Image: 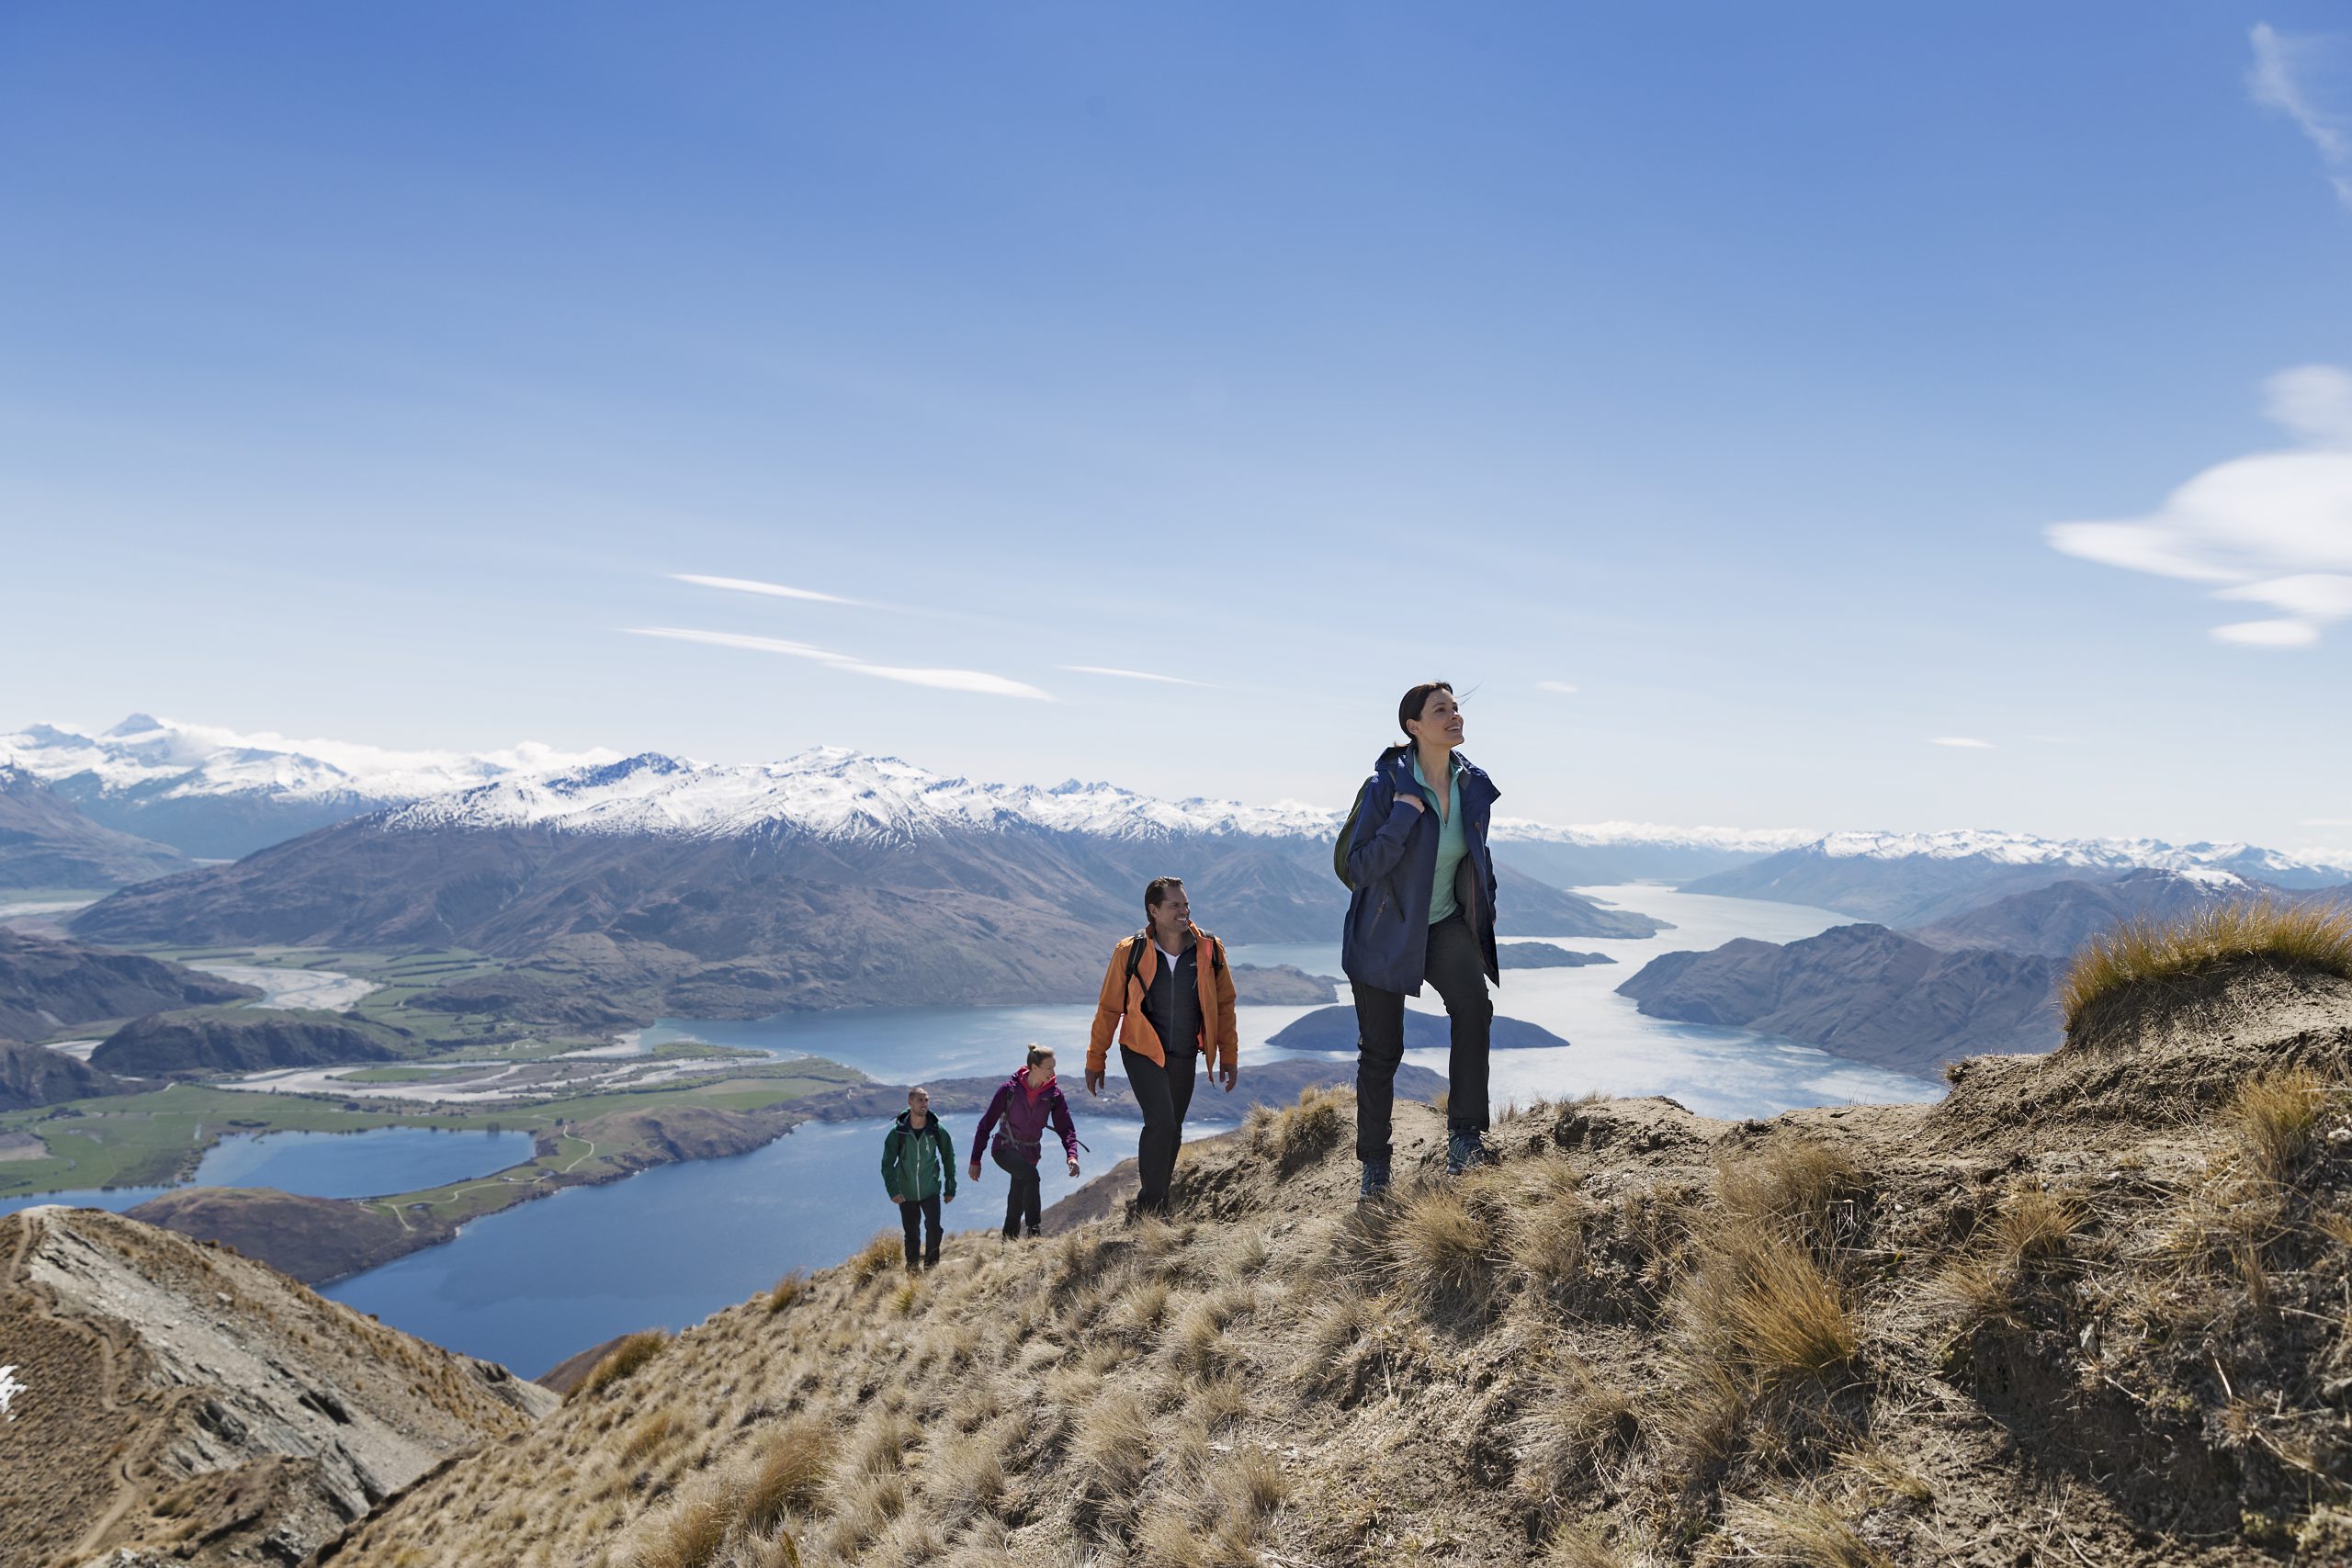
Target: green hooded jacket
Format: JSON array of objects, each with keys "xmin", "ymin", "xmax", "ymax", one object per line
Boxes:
[{"xmin": 881, "ymin": 1110, "xmax": 957, "ymax": 1202}]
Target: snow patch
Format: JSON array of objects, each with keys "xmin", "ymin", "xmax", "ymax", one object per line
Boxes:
[{"xmin": 0, "ymin": 1364, "xmax": 25, "ymax": 1421}]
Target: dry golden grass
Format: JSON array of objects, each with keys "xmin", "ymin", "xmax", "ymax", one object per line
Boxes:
[
  {"xmin": 847, "ymin": 1233, "xmax": 903, "ymax": 1284},
  {"xmin": 1542, "ymin": 1521, "xmax": 1630, "ymax": 1567},
  {"xmin": 1723, "ymin": 1491, "xmax": 1892, "ymax": 1568},
  {"xmin": 579, "ymin": 1330, "xmax": 672, "ymax": 1400},
  {"xmin": 737, "ymin": 1423, "xmax": 833, "ymax": 1534},
  {"xmin": 1683, "ymin": 1230, "xmax": 1858, "ymax": 1389},
  {"xmin": 1074, "ymin": 1385, "xmax": 1155, "ymax": 1495},
  {"xmin": 1385, "ymin": 1183, "xmax": 1495, "ymax": 1314},
  {"xmin": 2222, "ymin": 1066, "xmax": 2328, "ymax": 1183},
  {"xmin": 626, "ymin": 1472, "xmax": 734, "ymax": 1568},
  {"xmin": 1928, "ymin": 1181, "xmax": 2085, "ymax": 1326},
  {"xmin": 766, "ymin": 1272, "xmax": 806, "ymax": 1314},
  {"xmin": 616, "ymin": 1409, "xmax": 682, "ymax": 1469},
  {"xmin": 1516, "ymin": 1358, "xmax": 1639, "ymax": 1517},
  {"xmin": 1718, "ymin": 1139, "xmax": 1864, "ymax": 1256},
  {"xmin": 2061, "ymin": 898, "xmax": 2352, "ymax": 1026},
  {"xmin": 1260, "ymin": 1085, "xmax": 1350, "ymax": 1171}
]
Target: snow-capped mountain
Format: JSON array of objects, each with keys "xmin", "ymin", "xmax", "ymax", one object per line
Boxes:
[
  {"xmin": 385, "ymin": 748, "xmax": 1340, "ymax": 844},
  {"xmin": 0, "ymin": 716, "xmax": 620, "ymax": 859}
]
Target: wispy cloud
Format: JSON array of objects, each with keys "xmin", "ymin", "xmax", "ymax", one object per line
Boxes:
[
  {"xmin": 1930, "ymin": 737, "xmax": 1996, "ymax": 749},
  {"xmin": 673, "ymin": 573, "xmax": 856, "ymax": 605},
  {"xmin": 2250, "ymin": 23, "xmax": 2352, "ymax": 209},
  {"xmin": 2046, "ymin": 366, "xmax": 2352, "ymax": 647},
  {"xmin": 1059, "ymin": 665, "xmax": 1214, "ymax": 687},
  {"xmin": 627, "ymin": 627, "xmax": 1051, "ymax": 700},
  {"xmin": 1536, "ymin": 680, "xmax": 1580, "ymax": 694}
]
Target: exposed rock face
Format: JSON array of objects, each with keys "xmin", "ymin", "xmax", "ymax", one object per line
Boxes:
[
  {"xmin": 1497, "ymin": 941, "xmax": 1614, "ymax": 968},
  {"xmin": 1266, "ymin": 1004, "xmax": 1570, "ymax": 1053},
  {"xmin": 0, "ymin": 1039, "xmax": 134, "ymax": 1110},
  {"xmin": 1616, "ymin": 924, "xmax": 2057, "ymax": 1072},
  {"xmin": 0, "ymin": 928, "xmax": 257, "ymax": 1041},
  {"xmin": 0, "ymin": 764, "xmax": 190, "ymax": 890},
  {"xmin": 89, "ymin": 1010, "xmax": 403, "ymax": 1077},
  {"xmin": 0, "ymin": 1205, "xmax": 553, "ymax": 1568}
]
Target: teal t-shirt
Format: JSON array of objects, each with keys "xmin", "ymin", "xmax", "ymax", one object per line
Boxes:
[{"xmin": 1411, "ymin": 753, "xmax": 1468, "ymax": 924}]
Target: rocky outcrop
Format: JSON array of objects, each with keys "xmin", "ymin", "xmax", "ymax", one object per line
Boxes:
[
  {"xmin": 0, "ymin": 1039, "xmax": 134, "ymax": 1110},
  {"xmin": 0, "ymin": 765, "xmax": 189, "ymax": 890},
  {"xmin": 1229, "ymin": 963, "xmax": 1340, "ymax": 1003},
  {"xmin": 1616, "ymin": 924, "xmax": 2056, "ymax": 1072},
  {"xmin": 1266, "ymin": 1004, "xmax": 1570, "ymax": 1053},
  {"xmin": 89, "ymin": 1009, "xmax": 404, "ymax": 1077},
  {"xmin": 0, "ymin": 928, "xmax": 257, "ymax": 1042},
  {"xmin": 0, "ymin": 1205, "xmax": 553, "ymax": 1568},
  {"xmin": 1497, "ymin": 941, "xmax": 1614, "ymax": 968}
]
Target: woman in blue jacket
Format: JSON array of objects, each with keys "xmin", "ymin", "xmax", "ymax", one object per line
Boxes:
[{"xmin": 1340, "ymin": 680, "xmax": 1499, "ymax": 1197}]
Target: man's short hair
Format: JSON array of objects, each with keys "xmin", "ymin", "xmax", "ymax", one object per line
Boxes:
[
  {"xmin": 1145, "ymin": 875, "xmax": 1185, "ymax": 912},
  {"xmin": 908, "ymin": 1085, "xmax": 929, "ymax": 1101}
]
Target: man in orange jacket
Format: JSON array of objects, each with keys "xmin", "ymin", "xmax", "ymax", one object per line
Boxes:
[{"xmin": 1086, "ymin": 875, "xmax": 1239, "ymax": 1219}]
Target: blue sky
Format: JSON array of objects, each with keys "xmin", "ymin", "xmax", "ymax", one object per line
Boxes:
[{"xmin": 4, "ymin": 4, "xmax": 2350, "ymax": 851}]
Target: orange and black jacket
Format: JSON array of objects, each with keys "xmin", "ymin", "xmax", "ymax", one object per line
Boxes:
[{"xmin": 1086, "ymin": 930, "xmax": 1239, "ymax": 1076}]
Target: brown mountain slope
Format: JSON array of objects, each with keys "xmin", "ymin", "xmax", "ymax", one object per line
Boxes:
[
  {"xmin": 0, "ymin": 763, "xmax": 189, "ymax": 890},
  {"xmin": 0, "ymin": 1038, "xmax": 134, "ymax": 1110},
  {"xmin": 310, "ymin": 962, "xmax": 2352, "ymax": 1567},
  {"xmin": 0, "ymin": 927, "xmax": 257, "ymax": 1042},
  {"xmin": 0, "ymin": 1205, "xmax": 554, "ymax": 1568}
]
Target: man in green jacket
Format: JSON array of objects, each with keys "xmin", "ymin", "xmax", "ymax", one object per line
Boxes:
[{"xmin": 881, "ymin": 1085, "xmax": 957, "ymax": 1270}]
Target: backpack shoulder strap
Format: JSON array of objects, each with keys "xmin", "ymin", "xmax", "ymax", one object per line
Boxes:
[{"xmin": 1125, "ymin": 931, "xmax": 1149, "ymax": 987}]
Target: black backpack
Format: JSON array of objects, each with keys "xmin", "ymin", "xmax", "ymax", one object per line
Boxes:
[
  {"xmin": 1332, "ymin": 778, "xmax": 1375, "ymax": 890},
  {"xmin": 1124, "ymin": 929, "xmax": 1225, "ymax": 989}
]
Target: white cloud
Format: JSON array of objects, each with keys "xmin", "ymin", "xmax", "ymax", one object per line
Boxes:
[
  {"xmin": 627, "ymin": 627, "xmax": 1051, "ymax": 700},
  {"xmin": 2250, "ymin": 23, "xmax": 2352, "ymax": 209},
  {"xmin": 1059, "ymin": 665, "xmax": 1213, "ymax": 687},
  {"xmin": 1536, "ymin": 680, "xmax": 1580, "ymax": 694},
  {"xmin": 2045, "ymin": 366, "xmax": 2352, "ymax": 647},
  {"xmin": 673, "ymin": 573, "xmax": 855, "ymax": 604},
  {"xmin": 1930, "ymin": 737, "xmax": 1996, "ymax": 749}
]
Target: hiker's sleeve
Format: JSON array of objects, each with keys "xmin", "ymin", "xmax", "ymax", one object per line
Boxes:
[
  {"xmin": 1051, "ymin": 1090, "xmax": 1079, "ymax": 1160},
  {"xmin": 1343, "ymin": 774, "xmax": 1418, "ymax": 887},
  {"xmin": 941, "ymin": 1126, "xmax": 956, "ymax": 1197},
  {"xmin": 1087, "ymin": 945, "xmax": 1125, "ymax": 1075},
  {"xmin": 879, "ymin": 1130, "xmax": 897, "ymax": 1196},
  {"xmin": 1214, "ymin": 943, "xmax": 1238, "ymax": 1071},
  {"xmin": 974, "ymin": 1083, "xmax": 1008, "ymax": 1151}
]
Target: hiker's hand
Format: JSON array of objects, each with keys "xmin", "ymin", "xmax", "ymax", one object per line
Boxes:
[
  {"xmin": 1067, "ymin": 1157, "xmax": 1080, "ymax": 1178},
  {"xmin": 967, "ymin": 1159, "xmax": 980, "ymax": 1180},
  {"xmin": 1217, "ymin": 1063, "xmax": 1237, "ymax": 1092},
  {"xmin": 891, "ymin": 1193, "xmax": 906, "ymax": 1205},
  {"xmin": 944, "ymin": 1192, "xmax": 955, "ymax": 1205},
  {"xmin": 1397, "ymin": 794, "xmax": 1425, "ymax": 814},
  {"xmin": 1086, "ymin": 1068, "xmax": 1103, "ymax": 1097}
]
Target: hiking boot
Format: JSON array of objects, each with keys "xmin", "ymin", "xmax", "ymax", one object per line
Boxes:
[
  {"xmin": 1445, "ymin": 1131, "xmax": 1492, "ymax": 1175},
  {"xmin": 1358, "ymin": 1158, "xmax": 1392, "ymax": 1201}
]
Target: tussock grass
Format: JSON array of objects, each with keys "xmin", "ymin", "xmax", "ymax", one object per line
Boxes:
[
  {"xmin": 1543, "ymin": 1521, "xmax": 1630, "ymax": 1567},
  {"xmin": 2222, "ymin": 1067, "xmax": 2328, "ymax": 1184},
  {"xmin": 1167, "ymin": 1282, "xmax": 1250, "ymax": 1372},
  {"xmin": 1074, "ymin": 1385, "xmax": 1155, "ymax": 1496},
  {"xmin": 1252, "ymin": 1085, "xmax": 1350, "ymax": 1172},
  {"xmin": 1516, "ymin": 1358, "xmax": 1639, "ymax": 1515},
  {"xmin": 1719, "ymin": 1139, "xmax": 1865, "ymax": 1257},
  {"xmin": 616, "ymin": 1409, "xmax": 681, "ymax": 1469},
  {"xmin": 765, "ymin": 1272, "xmax": 805, "ymax": 1314},
  {"xmin": 927, "ymin": 1428, "xmax": 1006, "ymax": 1527},
  {"xmin": 1928, "ymin": 1182, "xmax": 2084, "ymax": 1327},
  {"xmin": 580, "ymin": 1330, "xmax": 672, "ymax": 1399},
  {"xmin": 2061, "ymin": 898, "xmax": 2352, "ymax": 1028},
  {"xmin": 625, "ymin": 1472, "xmax": 734, "ymax": 1568},
  {"xmin": 1724, "ymin": 1491, "xmax": 1892, "ymax": 1568},
  {"xmin": 737, "ymin": 1423, "xmax": 832, "ymax": 1533},
  {"xmin": 847, "ymin": 1233, "xmax": 903, "ymax": 1284},
  {"xmin": 1682, "ymin": 1230, "xmax": 1858, "ymax": 1389},
  {"xmin": 1385, "ymin": 1183, "xmax": 1496, "ymax": 1314}
]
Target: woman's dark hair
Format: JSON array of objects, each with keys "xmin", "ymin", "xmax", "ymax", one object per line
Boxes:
[
  {"xmin": 1145, "ymin": 875, "xmax": 1185, "ymax": 913},
  {"xmin": 1385, "ymin": 681, "xmax": 1455, "ymax": 759},
  {"xmin": 1026, "ymin": 1044, "xmax": 1054, "ymax": 1068}
]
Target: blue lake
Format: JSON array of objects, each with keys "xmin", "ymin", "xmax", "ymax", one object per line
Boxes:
[
  {"xmin": 0, "ymin": 1126, "xmax": 536, "ymax": 1218},
  {"xmin": 326, "ymin": 1114, "xmax": 1158, "ymax": 1376}
]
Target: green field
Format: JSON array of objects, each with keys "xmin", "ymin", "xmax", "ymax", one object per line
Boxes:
[{"xmin": 0, "ymin": 1057, "xmax": 864, "ymax": 1201}]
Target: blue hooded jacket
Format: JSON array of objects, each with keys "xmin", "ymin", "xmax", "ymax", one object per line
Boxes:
[{"xmin": 1340, "ymin": 748, "xmax": 1500, "ymax": 996}]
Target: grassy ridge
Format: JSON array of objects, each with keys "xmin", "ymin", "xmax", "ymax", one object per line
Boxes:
[{"xmin": 2061, "ymin": 898, "xmax": 2352, "ymax": 1028}]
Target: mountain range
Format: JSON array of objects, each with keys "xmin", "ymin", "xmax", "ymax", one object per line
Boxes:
[{"xmin": 0, "ymin": 764, "xmax": 189, "ymax": 889}]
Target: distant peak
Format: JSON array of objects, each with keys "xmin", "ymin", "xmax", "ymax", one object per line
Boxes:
[{"xmin": 103, "ymin": 713, "xmax": 165, "ymax": 737}]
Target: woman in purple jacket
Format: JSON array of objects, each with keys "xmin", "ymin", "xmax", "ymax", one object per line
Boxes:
[{"xmin": 968, "ymin": 1044, "xmax": 1082, "ymax": 1240}]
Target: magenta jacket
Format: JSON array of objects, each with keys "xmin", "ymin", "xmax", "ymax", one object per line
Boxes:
[{"xmin": 974, "ymin": 1066, "xmax": 1080, "ymax": 1166}]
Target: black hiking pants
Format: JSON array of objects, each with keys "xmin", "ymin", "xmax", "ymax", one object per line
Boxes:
[
  {"xmin": 1352, "ymin": 910, "xmax": 1492, "ymax": 1165},
  {"xmin": 897, "ymin": 1193, "xmax": 942, "ymax": 1268},
  {"xmin": 1121, "ymin": 1043, "xmax": 1197, "ymax": 1216},
  {"xmin": 992, "ymin": 1141, "xmax": 1043, "ymax": 1237}
]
